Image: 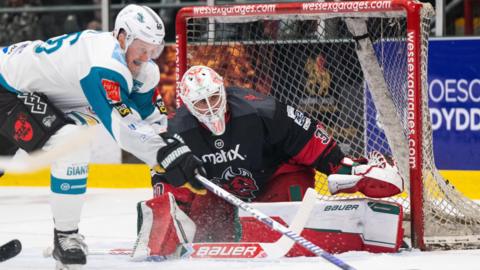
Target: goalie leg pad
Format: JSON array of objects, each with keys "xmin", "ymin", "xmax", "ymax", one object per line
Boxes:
[
  {"xmin": 132, "ymin": 193, "xmax": 196, "ymax": 261},
  {"xmin": 239, "ymin": 199, "xmax": 403, "ymax": 255}
]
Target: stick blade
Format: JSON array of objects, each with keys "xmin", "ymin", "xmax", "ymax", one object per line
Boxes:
[{"xmin": 0, "ymin": 239, "xmax": 22, "ymax": 262}]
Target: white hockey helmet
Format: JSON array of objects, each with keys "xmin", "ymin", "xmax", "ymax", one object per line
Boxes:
[
  {"xmin": 113, "ymin": 4, "xmax": 165, "ymax": 58},
  {"xmin": 179, "ymin": 66, "xmax": 227, "ymax": 136}
]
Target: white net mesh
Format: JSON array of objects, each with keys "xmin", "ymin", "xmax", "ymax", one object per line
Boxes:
[{"xmin": 178, "ymin": 1, "xmax": 480, "ymax": 249}]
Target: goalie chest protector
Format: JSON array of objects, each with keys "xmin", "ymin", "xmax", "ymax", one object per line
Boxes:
[{"xmin": 168, "ymin": 87, "xmax": 315, "ymax": 202}]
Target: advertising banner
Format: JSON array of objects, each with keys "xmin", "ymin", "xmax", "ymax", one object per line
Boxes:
[
  {"xmin": 428, "ymin": 39, "xmax": 480, "ymax": 170},
  {"xmin": 366, "ymin": 38, "xmax": 480, "ymax": 171}
]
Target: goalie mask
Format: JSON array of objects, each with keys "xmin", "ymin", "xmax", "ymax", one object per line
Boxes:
[{"xmin": 179, "ymin": 66, "xmax": 227, "ymax": 136}]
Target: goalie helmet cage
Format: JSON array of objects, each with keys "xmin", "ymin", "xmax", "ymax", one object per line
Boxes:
[{"xmin": 175, "ymin": 0, "xmax": 480, "ymax": 250}]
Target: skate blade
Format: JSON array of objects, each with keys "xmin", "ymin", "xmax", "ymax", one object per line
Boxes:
[{"xmin": 55, "ymin": 261, "xmax": 83, "ymax": 270}]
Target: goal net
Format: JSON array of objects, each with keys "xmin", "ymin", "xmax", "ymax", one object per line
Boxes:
[{"xmin": 175, "ymin": 0, "xmax": 480, "ymax": 250}]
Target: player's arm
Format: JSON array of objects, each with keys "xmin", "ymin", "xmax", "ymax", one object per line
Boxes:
[
  {"xmin": 80, "ymin": 67, "xmax": 163, "ymax": 166},
  {"xmin": 266, "ymin": 102, "xmax": 403, "ymax": 198},
  {"xmin": 79, "ymin": 68, "xmax": 203, "ymax": 188},
  {"xmin": 129, "ymin": 62, "xmax": 168, "ymax": 134},
  {"xmin": 128, "ymin": 87, "xmax": 167, "ymax": 134}
]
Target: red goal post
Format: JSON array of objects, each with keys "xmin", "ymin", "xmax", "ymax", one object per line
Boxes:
[{"xmin": 175, "ymin": 1, "xmax": 480, "ymax": 251}]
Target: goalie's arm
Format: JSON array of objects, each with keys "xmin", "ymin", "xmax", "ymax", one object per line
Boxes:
[
  {"xmin": 263, "ymin": 102, "xmax": 403, "ymax": 198},
  {"xmin": 262, "ymin": 101, "xmax": 345, "ymax": 175}
]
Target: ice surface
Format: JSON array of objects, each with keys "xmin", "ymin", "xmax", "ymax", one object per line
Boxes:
[{"xmin": 0, "ymin": 187, "xmax": 479, "ymax": 270}]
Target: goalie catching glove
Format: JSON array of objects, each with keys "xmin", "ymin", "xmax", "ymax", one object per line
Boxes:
[
  {"xmin": 327, "ymin": 151, "xmax": 404, "ymax": 198},
  {"xmin": 156, "ymin": 134, "xmax": 206, "ymax": 190}
]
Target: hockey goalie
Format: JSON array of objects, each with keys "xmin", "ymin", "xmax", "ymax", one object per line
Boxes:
[{"xmin": 133, "ymin": 66, "xmax": 404, "ymax": 260}]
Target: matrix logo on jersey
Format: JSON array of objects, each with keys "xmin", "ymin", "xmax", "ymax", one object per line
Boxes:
[
  {"xmin": 101, "ymin": 79, "xmax": 121, "ymax": 103},
  {"xmin": 201, "ymin": 144, "xmax": 245, "ymax": 165},
  {"xmin": 286, "ymin": 105, "xmax": 311, "ymax": 130},
  {"xmin": 214, "ymin": 167, "xmax": 259, "ymax": 200}
]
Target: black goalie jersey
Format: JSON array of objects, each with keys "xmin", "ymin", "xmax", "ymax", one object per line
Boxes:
[{"xmin": 167, "ymin": 87, "xmax": 344, "ymax": 201}]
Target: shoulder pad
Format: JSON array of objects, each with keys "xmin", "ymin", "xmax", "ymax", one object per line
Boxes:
[
  {"xmin": 167, "ymin": 106, "xmax": 199, "ymax": 133},
  {"xmin": 83, "ymin": 32, "xmax": 133, "ymax": 92},
  {"xmin": 227, "ymin": 87, "xmax": 276, "ymax": 119}
]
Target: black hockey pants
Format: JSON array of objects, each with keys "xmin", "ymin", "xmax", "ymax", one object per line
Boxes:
[{"xmin": 0, "ymin": 88, "xmax": 20, "ymax": 155}]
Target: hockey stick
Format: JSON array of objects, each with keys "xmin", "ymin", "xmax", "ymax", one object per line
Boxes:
[
  {"xmin": 0, "ymin": 239, "xmax": 22, "ymax": 262},
  {"xmin": 43, "ymin": 188, "xmax": 317, "ymax": 259},
  {"xmin": 258, "ymin": 187, "xmax": 317, "ymax": 258},
  {"xmin": 0, "ymin": 126, "xmax": 94, "ymax": 173},
  {"xmin": 196, "ymin": 174, "xmax": 357, "ymax": 270}
]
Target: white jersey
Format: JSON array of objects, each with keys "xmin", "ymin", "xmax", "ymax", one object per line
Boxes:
[{"xmin": 0, "ymin": 30, "xmax": 167, "ymax": 166}]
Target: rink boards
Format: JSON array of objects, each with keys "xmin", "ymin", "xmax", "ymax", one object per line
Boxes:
[
  {"xmin": 1, "ymin": 38, "xmax": 480, "ymax": 198},
  {"xmin": 1, "ymin": 165, "xmax": 479, "ymax": 199}
]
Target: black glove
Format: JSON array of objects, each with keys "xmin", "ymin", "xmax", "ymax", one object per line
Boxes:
[{"xmin": 156, "ymin": 134, "xmax": 206, "ymax": 189}]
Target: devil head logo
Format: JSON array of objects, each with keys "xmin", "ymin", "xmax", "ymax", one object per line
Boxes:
[
  {"xmin": 13, "ymin": 113, "xmax": 33, "ymax": 142},
  {"xmin": 214, "ymin": 167, "xmax": 259, "ymax": 201}
]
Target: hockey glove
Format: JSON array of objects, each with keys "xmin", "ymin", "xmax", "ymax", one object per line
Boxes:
[
  {"xmin": 156, "ymin": 134, "xmax": 206, "ymax": 190},
  {"xmin": 151, "ymin": 169, "xmax": 206, "ymax": 204},
  {"xmin": 327, "ymin": 151, "xmax": 404, "ymax": 198}
]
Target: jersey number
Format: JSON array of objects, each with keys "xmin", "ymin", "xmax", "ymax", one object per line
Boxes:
[{"xmin": 35, "ymin": 32, "xmax": 82, "ymax": 54}]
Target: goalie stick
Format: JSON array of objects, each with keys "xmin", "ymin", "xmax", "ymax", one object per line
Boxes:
[
  {"xmin": 43, "ymin": 188, "xmax": 317, "ymax": 259},
  {"xmin": 0, "ymin": 126, "xmax": 94, "ymax": 174},
  {"xmin": 195, "ymin": 174, "xmax": 357, "ymax": 270},
  {"xmin": 0, "ymin": 239, "xmax": 22, "ymax": 262}
]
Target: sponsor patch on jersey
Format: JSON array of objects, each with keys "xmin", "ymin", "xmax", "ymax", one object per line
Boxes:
[
  {"xmin": 113, "ymin": 103, "xmax": 132, "ymax": 117},
  {"xmin": 155, "ymin": 98, "xmax": 168, "ymax": 115},
  {"xmin": 42, "ymin": 115, "xmax": 57, "ymax": 127},
  {"xmin": 102, "ymin": 79, "xmax": 121, "ymax": 103},
  {"xmin": 201, "ymin": 144, "xmax": 245, "ymax": 165},
  {"xmin": 214, "ymin": 139, "xmax": 224, "ymax": 149},
  {"xmin": 286, "ymin": 105, "xmax": 311, "ymax": 130}
]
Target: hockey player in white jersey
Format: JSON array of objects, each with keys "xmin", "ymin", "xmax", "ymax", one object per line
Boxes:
[{"xmin": 0, "ymin": 4, "xmax": 203, "ymax": 269}]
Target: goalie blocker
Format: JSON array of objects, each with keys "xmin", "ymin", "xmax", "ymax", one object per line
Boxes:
[{"xmin": 133, "ymin": 195, "xmax": 403, "ymax": 259}]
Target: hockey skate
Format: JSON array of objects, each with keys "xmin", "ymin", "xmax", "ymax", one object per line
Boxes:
[{"xmin": 52, "ymin": 229, "xmax": 87, "ymax": 270}]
